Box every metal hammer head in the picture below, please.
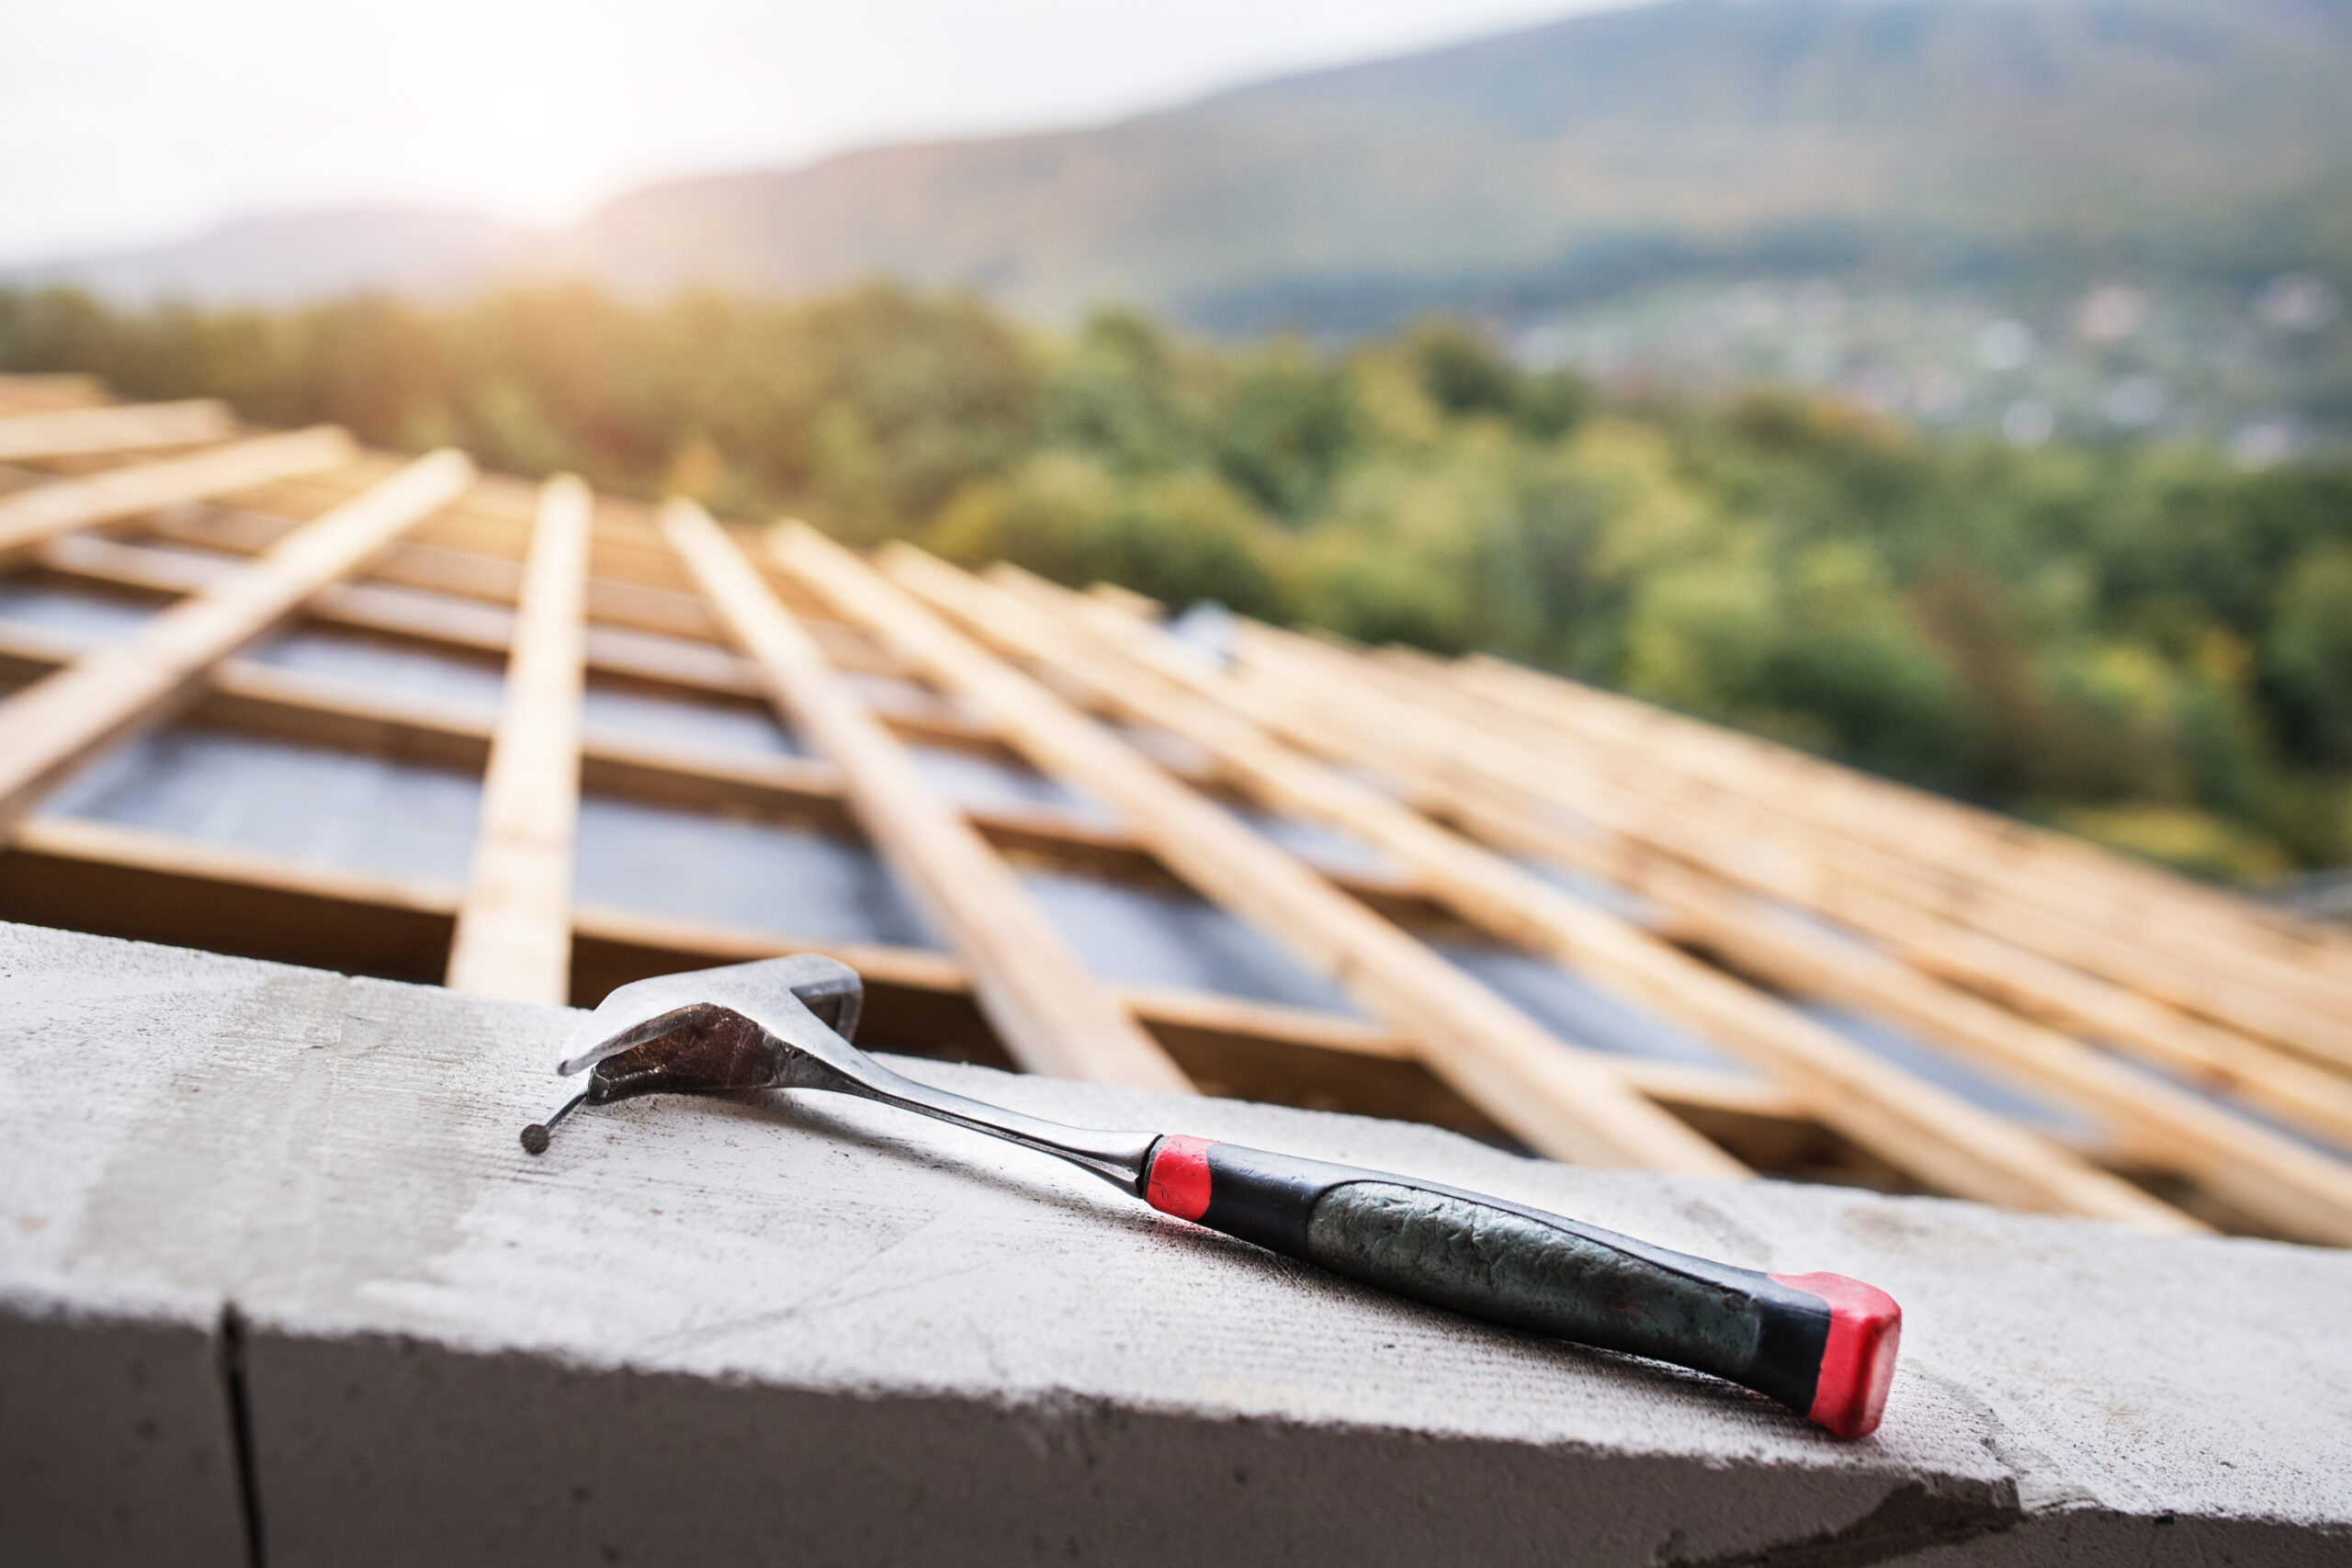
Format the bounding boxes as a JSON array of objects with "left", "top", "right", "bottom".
[{"left": 521, "top": 955, "right": 865, "bottom": 1154}]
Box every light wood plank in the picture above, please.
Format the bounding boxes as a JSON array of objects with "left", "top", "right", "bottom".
[
  {"left": 0, "top": 449, "right": 474, "bottom": 830},
  {"left": 1451, "top": 652, "right": 2352, "bottom": 1012},
  {"left": 911, "top": 557, "right": 2199, "bottom": 1231},
  {"left": 0, "top": 615, "right": 1443, "bottom": 919},
  {"left": 1247, "top": 629, "right": 2352, "bottom": 1150},
  {"left": 1422, "top": 772, "right": 2352, "bottom": 1159},
  {"left": 1397, "top": 646, "right": 2352, "bottom": 1068},
  {"left": 40, "top": 517, "right": 915, "bottom": 681},
  {"left": 0, "top": 427, "right": 356, "bottom": 563},
  {"left": 1250, "top": 628, "right": 2352, "bottom": 1099},
  {"left": 140, "top": 497, "right": 733, "bottom": 644},
  {"left": 0, "top": 375, "right": 108, "bottom": 415},
  {"left": 570, "top": 900, "right": 1718, "bottom": 1111},
  {"left": 662, "top": 502, "right": 1188, "bottom": 1090},
  {"left": 775, "top": 528, "right": 1745, "bottom": 1177},
  {"left": 445, "top": 476, "right": 593, "bottom": 1003},
  {"left": 1458, "top": 649, "right": 2351, "bottom": 964},
  {"left": 0, "top": 400, "right": 235, "bottom": 461},
  {"left": 29, "top": 530, "right": 1011, "bottom": 750},
  {"left": 1637, "top": 858, "right": 2352, "bottom": 1245}
]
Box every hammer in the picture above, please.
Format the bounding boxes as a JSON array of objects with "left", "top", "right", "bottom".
[{"left": 522, "top": 955, "right": 1901, "bottom": 1438}]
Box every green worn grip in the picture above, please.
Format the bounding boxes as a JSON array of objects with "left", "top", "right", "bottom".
[{"left": 1306, "top": 1181, "right": 1769, "bottom": 1384}]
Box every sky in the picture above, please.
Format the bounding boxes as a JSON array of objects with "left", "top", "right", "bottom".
[{"left": 0, "top": 0, "right": 1633, "bottom": 266}]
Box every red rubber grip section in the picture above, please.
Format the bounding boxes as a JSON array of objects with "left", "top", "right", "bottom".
[
  {"left": 1772, "top": 1271, "right": 1901, "bottom": 1438},
  {"left": 1145, "top": 1135, "right": 1216, "bottom": 1221}
]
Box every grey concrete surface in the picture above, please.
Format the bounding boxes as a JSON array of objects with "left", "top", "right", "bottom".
[
  {"left": 0, "top": 1294, "right": 249, "bottom": 1567},
  {"left": 1, "top": 919, "right": 2347, "bottom": 1566}
]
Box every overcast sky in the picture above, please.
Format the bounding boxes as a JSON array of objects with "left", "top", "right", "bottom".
[{"left": 0, "top": 0, "right": 1638, "bottom": 265}]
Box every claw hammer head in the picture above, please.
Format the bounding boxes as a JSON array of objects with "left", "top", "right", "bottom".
[{"left": 521, "top": 954, "right": 865, "bottom": 1153}]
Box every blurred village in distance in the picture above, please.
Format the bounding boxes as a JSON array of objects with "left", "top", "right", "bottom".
[{"left": 1519, "top": 271, "right": 2347, "bottom": 466}]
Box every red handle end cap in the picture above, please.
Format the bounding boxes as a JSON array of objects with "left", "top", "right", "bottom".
[
  {"left": 1772, "top": 1271, "right": 1902, "bottom": 1438},
  {"left": 1145, "top": 1135, "right": 1216, "bottom": 1222}
]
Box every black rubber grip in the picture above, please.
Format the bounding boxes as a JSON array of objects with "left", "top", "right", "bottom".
[{"left": 1143, "top": 1137, "right": 1899, "bottom": 1436}]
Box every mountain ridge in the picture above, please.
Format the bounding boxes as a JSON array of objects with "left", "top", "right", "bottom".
[{"left": 17, "top": 0, "right": 2352, "bottom": 330}]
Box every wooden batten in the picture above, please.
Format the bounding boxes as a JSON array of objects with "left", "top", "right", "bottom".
[
  {"left": 0, "top": 426, "right": 356, "bottom": 563},
  {"left": 0, "top": 448, "right": 475, "bottom": 831},
  {"left": 775, "top": 528, "right": 1746, "bottom": 1178},
  {"left": 1454, "top": 650, "right": 2352, "bottom": 987},
  {"left": 0, "top": 375, "right": 2340, "bottom": 1245},
  {"left": 0, "top": 615, "right": 1446, "bottom": 923},
  {"left": 663, "top": 502, "right": 1190, "bottom": 1092},
  {"left": 1247, "top": 628, "right": 2352, "bottom": 1145},
  {"left": 1220, "top": 629, "right": 2352, "bottom": 1235},
  {"left": 446, "top": 475, "right": 594, "bottom": 1004},
  {"left": 921, "top": 560, "right": 2203, "bottom": 1235},
  {"left": 6, "top": 807, "right": 1872, "bottom": 1172},
  {"left": 0, "top": 400, "right": 236, "bottom": 461},
  {"left": 42, "top": 510, "right": 918, "bottom": 683},
  {"left": 1441, "top": 653, "right": 2352, "bottom": 1058}
]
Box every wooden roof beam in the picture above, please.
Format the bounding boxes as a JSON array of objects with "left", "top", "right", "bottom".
[
  {"left": 1440, "top": 791, "right": 2352, "bottom": 1246},
  {"left": 1255, "top": 628, "right": 2352, "bottom": 1080},
  {"left": 0, "top": 615, "right": 1443, "bottom": 920},
  {"left": 1453, "top": 649, "right": 2352, "bottom": 982},
  {"left": 0, "top": 427, "right": 356, "bottom": 566},
  {"left": 446, "top": 476, "right": 594, "bottom": 1004},
  {"left": 0, "top": 400, "right": 236, "bottom": 462},
  {"left": 775, "top": 528, "right": 1745, "bottom": 1177},
  {"left": 0, "top": 449, "right": 474, "bottom": 832},
  {"left": 1231, "top": 626, "right": 2352, "bottom": 1150},
  {"left": 1442, "top": 652, "right": 2352, "bottom": 1043},
  {"left": 27, "top": 529, "right": 993, "bottom": 739},
  {"left": 663, "top": 502, "right": 1189, "bottom": 1091},
  {"left": 36, "top": 516, "right": 919, "bottom": 682},
  {"left": 932, "top": 560, "right": 2202, "bottom": 1233}
]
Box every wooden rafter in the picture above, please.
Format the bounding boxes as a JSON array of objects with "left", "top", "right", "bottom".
[
  {"left": 0, "top": 400, "right": 235, "bottom": 461},
  {"left": 1, "top": 811, "right": 1849, "bottom": 1169},
  {"left": 30, "top": 529, "right": 949, "bottom": 711},
  {"left": 662, "top": 500, "right": 1190, "bottom": 1090},
  {"left": 2, "top": 374, "right": 2346, "bottom": 1245},
  {"left": 773, "top": 526, "right": 1746, "bottom": 1177},
  {"left": 0, "top": 616, "right": 1446, "bottom": 924},
  {"left": 1456, "top": 652, "right": 2352, "bottom": 983},
  {"left": 892, "top": 553, "right": 2199, "bottom": 1232},
  {"left": 1052, "top": 598, "right": 2343, "bottom": 1241},
  {"left": 1431, "top": 652, "right": 2352, "bottom": 1063},
  {"left": 1237, "top": 627, "right": 2352, "bottom": 1143},
  {"left": 446, "top": 474, "right": 594, "bottom": 1003},
  {"left": 0, "top": 447, "right": 474, "bottom": 830},
  {"left": 0, "top": 426, "right": 356, "bottom": 563}
]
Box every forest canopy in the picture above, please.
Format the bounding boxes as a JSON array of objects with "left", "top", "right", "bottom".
[{"left": 4, "top": 280, "right": 2348, "bottom": 879}]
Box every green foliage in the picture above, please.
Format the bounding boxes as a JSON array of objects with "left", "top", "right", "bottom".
[
  {"left": 5, "top": 279, "right": 2347, "bottom": 877},
  {"left": 2269, "top": 544, "right": 2352, "bottom": 765},
  {"left": 926, "top": 452, "right": 1280, "bottom": 616},
  {"left": 1214, "top": 346, "right": 1357, "bottom": 521}
]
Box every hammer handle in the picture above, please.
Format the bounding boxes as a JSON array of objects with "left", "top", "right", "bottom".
[{"left": 1141, "top": 1137, "right": 1898, "bottom": 1438}]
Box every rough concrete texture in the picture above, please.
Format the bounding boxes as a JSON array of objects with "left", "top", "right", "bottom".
[{"left": 1, "top": 919, "right": 2346, "bottom": 1566}]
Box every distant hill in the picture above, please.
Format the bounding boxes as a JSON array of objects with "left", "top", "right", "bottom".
[
  {"left": 21, "top": 0, "right": 2352, "bottom": 330},
  {"left": 12, "top": 209, "right": 531, "bottom": 307}
]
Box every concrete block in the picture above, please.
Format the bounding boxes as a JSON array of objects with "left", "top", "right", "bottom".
[
  {"left": 2, "top": 919, "right": 2347, "bottom": 1564},
  {"left": 0, "top": 1295, "right": 249, "bottom": 1567}
]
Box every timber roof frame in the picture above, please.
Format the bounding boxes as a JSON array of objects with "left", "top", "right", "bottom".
[{"left": 3, "top": 372, "right": 2349, "bottom": 1246}]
